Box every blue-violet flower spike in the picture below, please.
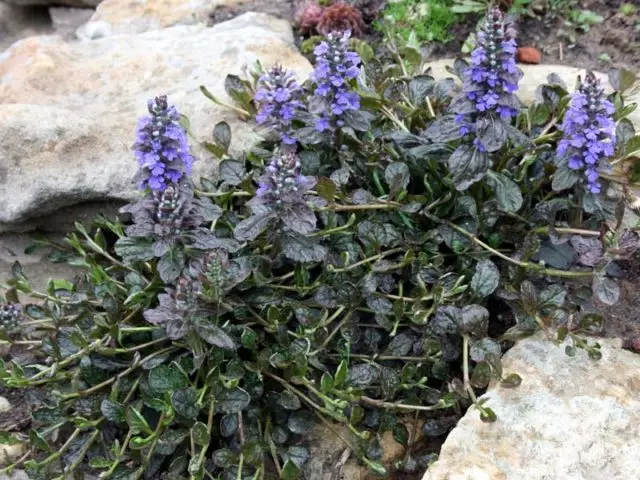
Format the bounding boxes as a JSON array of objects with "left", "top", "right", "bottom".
[
  {"left": 557, "top": 71, "right": 616, "bottom": 194},
  {"left": 255, "top": 65, "right": 304, "bottom": 145},
  {"left": 134, "top": 96, "right": 195, "bottom": 191},
  {"left": 251, "top": 149, "right": 316, "bottom": 208},
  {"left": 455, "top": 8, "right": 522, "bottom": 145},
  {"left": 311, "top": 30, "right": 361, "bottom": 133}
]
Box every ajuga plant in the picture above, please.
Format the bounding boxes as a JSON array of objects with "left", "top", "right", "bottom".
[{"left": 2, "top": 9, "right": 640, "bottom": 480}]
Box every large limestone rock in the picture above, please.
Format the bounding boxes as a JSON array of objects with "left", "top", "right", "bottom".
[
  {"left": 77, "top": 0, "right": 245, "bottom": 39},
  {"left": 423, "top": 335, "right": 640, "bottom": 480},
  {"left": 0, "top": 12, "right": 312, "bottom": 231}
]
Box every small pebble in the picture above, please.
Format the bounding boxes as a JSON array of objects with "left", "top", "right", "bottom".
[
  {"left": 0, "top": 396, "right": 11, "bottom": 414},
  {"left": 517, "top": 46, "right": 542, "bottom": 64}
]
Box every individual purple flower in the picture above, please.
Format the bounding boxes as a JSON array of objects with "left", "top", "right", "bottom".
[
  {"left": 556, "top": 71, "right": 616, "bottom": 194},
  {"left": 452, "top": 8, "right": 523, "bottom": 151},
  {"left": 311, "top": 30, "right": 361, "bottom": 133},
  {"left": 254, "top": 65, "right": 304, "bottom": 145},
  {"left": 133, "top": 96, "right": 194, "bottom": 192},
  {"left": 0, "top": 303, "right": 23, "bottom": 334}
]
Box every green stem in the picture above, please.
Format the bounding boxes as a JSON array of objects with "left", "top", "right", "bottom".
[
  {"left": 310, "top": 310, "right": 353, "bottom": 356},
  {"left": 321, "top": 203, "right": 399, "bottom": 212},
  {"left": 27, "top": 338, "right": 108, "bottom": 382},
  {"left": 69, "top": 428, "right": 100, "bottom": 471},
  {"left": 61, "top": 346, "right": 176, "bottom": 400},
  {"left": 359, "top": 396, "right": 449, "bottom": 412},
  {"left": 36, "top": 428, "right": 81, "bottom": 467},
  {"left": 326, "top": 353, "right": 433, "bottom": 362},
  {"left": 535, "top": 226, "right": 600, "bottom": 237},
  {"left": 428, "top": 216, "right": 594, "bottom": 279},
  {"left": 195, "top": 190, "right": 253, "bottom": 198},
  {"left": 462, "top": 335, "right": 477, "bottom": 403},
  {"left": 328, "top": 247, "right": 405, "bottom": 273}
]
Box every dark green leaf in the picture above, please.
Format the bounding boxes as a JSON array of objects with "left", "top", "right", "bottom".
[
  {"left": 461, "top": 305, "right": 490, "bottom": 337},
  {"left": 213, "top": 121, "right": 232, "bottom": 153},
  {"left": 592, "top": 274, "right": 620, "bottom": 306},
  {"left": 279, "top": 390, "right": 301, "bottom": 411},
  {"left": 409, "top": 75, "right": 435, "bottom": 105},
  {"left": 114, "top": 237, "right": 155, "bottom": 263},
  {"left": 285, "top": 446, "right": 310, "bottom": 469},
  {"left": 191, "top": 422, "right": 209, "bottom": 446},
  {"left": 470, "top": 338, "right": 501, "bottom": 362},
  {"left": 384, "top": 333, "right": 414, "bottom": 356},
  {"left": 219, "top": 160, "right": 246, "bottom": 186},
  {"left": 158, "top": 248, "right": 185, "bottom": 284},
  {"left": 287, "top": 410, "right": 314, "bottom": 434},
  {"left": 281, "top": 204, "right": 317, "bottom": 235},
  {"left": 235, "top": 213, "right": 275, "bottom": 241},
  {"left": 281, "top": 234, "right": 327, "bottom": 263},
  {"left": 194, "top": 321, "right": 236, "bottom": 350},
  {"left": 500, "top": 373, "right": 522, "bottom": 388},
  {"left": 476, "top": 115, "right": 507, "bottom": 152},
  {"left": 148, "top": 364, "right": 187, "bottom": 393},
  {"left": 101, "top": 399, "right": 126, "bottom": 423},
  {"left": 431, "top": 306, "right": 462, "bottom": 336},
  {"left": 392, "top": 423, "right": 409, "bottom": 448},
  {"left": 347, "top": 363, "right": 380, "bottom": 388},
  {"left": 479, "top": 406, "right": 497, "bottom": 423},
  {"left": 486, "top": 170, "right": 523, "bottom": 212},
  {"left": 424, "top": 115, "right": 460, "bottom": 143},
  {"left": 384, "top": 162, "right": 410, "bottom": 194},
  {"left": 448, "top": 145, "right": 490, "bottom": 191},
  {"left": 280, "top": 460, "right": 301, "bottom": 480},
  {"left": 470, "top": 361, "right": 492, "bottom": 388},
  {"left": 470, "top": 259, "right": 500, "bottom": 297},
  {"left": 172, "top": 388, "right": 200, "bottom": 419},
  {"left": 216, "top": 387, "right": 250, "bottom": 414},
  {"left": 552, "top": 165, "right": 581, "bottom": 191}
]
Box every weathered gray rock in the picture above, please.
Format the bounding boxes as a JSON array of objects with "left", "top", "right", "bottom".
[
  {"left": 0, "top": 3, "right": 54, "bottom": 51},
  {"left": 423, "top": 334, "right": 640, "bottom": 480},
  {"left": 0, "top": 12, "right": 312, "bottom": 231},
  {"left": 49, "top": 6, "right": 95, "bottom": 38},
  {"left": 77, "top": 0, "right": 244, "bottom": 39}
]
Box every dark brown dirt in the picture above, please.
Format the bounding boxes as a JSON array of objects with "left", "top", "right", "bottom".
[
  {"left": 597, "top": 260, "right": 640, "bottom": 346},
  {"left": 517, "top": 0, "right": 640, "bottom": 72}
]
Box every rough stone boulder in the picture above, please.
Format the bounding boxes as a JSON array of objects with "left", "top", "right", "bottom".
[
  {"left": 423, "top": 334, "right": 640, "bottom": 480},
  {"left": 77, "top": 0, "right": 245, "bottom": 39},
  {"left": 0, "top": 12, "right": 312, "bottom": 231}
]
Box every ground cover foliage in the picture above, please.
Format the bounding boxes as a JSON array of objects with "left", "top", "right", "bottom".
[{"left": 1, "top": 8, "right": 640, "bottom": 480}]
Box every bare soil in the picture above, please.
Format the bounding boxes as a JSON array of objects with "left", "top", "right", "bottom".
[{"left": 517, "top": 0, "right": 640, "bottom": 72}]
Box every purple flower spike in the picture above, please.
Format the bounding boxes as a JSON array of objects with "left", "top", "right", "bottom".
[
  {"left": 557, "top": 71, "right": 616, "bottom": 194},
  {"left": 311, "top": 30, "right": 361, "bottom": 133},
  {"left": 453, "top": 8, "right": 523, "bottom": 150},
  {"left": 254, "top": 65, "right": 304, "bottom": 144},
  {"left": 250, "top": 149, "right": 316, "bottom": 208},
  {"left": 134, "top": 96, "right": 194, "bottom": 192}
]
